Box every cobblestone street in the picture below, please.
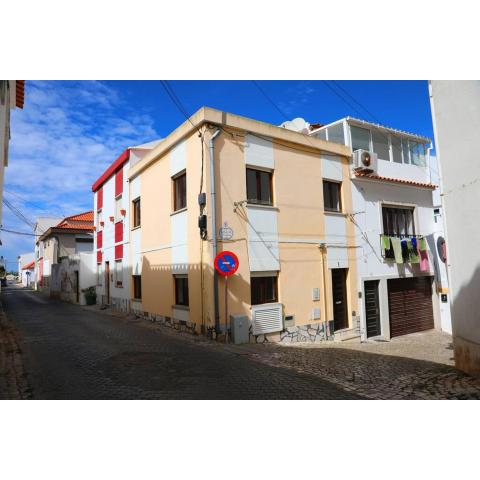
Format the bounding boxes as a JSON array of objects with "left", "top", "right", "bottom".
[
  {"left": 1, "top": 286, "right": 360, "bottom": 399},
  {"left": 2, "top": 285, "right": 480, "bottom": 400}
]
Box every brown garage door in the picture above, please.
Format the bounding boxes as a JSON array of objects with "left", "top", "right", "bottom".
[{"left": 387, "top": 277, "right": 434, "bottom": 337}]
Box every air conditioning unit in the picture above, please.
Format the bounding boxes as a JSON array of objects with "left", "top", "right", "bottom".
[{"left": 353, "top": 149, "right": 377, "bottom": 173}]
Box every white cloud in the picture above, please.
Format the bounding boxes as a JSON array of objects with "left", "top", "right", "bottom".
[{"left": 2, "top": 80, "right": 161, "bottom": 267}]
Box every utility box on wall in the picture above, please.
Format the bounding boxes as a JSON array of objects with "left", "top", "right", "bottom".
[{"left": 230, "top": 314, "right": 250, "bottom": 345}]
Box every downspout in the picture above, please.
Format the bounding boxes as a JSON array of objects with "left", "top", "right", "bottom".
[{"left": 209, "top": 128, "right": 221, "bottom": 335}]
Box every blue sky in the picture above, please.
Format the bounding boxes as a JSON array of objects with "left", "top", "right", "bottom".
[{"left": 3, "top": 80, "right": 433, "bottom": 271}]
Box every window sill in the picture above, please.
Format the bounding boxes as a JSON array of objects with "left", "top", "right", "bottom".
[
  {"left": 132, "top": 297, "right": 142, "bottom": 302},
  {"left": 324, "top": 210, "right": 345, "bottom": 216},
  {"left": 246, "top": 203, "right": 278, "bottom": 211},
  {"left": 172, "top": 304, "right": 190, "bottom": 311},
  {"left": 131, "top": 225, "right": 141, "bottom": 231},
  {"left": 170, "top": 207, "right": 187, "bottom": 216}
]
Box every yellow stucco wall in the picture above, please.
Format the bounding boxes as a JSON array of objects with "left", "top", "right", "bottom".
[{"left": 131, "top": 110, "right": 358, "bottom": 336}]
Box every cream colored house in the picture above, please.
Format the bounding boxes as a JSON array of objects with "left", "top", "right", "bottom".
[{"left": 128, "top": 107, "right": 359, "bottom": 342}]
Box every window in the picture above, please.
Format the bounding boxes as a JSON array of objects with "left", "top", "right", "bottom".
[
  {"left": 115, "top": 195, "right": 122, "bottom": 220},
  {"left": 246, "top": 168, "right": 273, "bottom": 205},
  {"left": 409, "top": 142, "right": 426, "bottom": 166},
  {"left": 323, "top": 180, "right": 342, "bottom": 212},
  {"left": 174, "top": 275, "right": 189, "bottom": 307},
  {"left": 132, "top": 275, "right": 142, "bottom": 300},
  {"left": 382, "top": 206, "right": 415, "bottom": 237},
  {"left": 326, "top": 123, "right": 345, "bottom": 144},
  {"left": 350, "top": 126, "right": 370, "bottom": 151},
  {"left": 372, "top": 129, "right": 390, "bottom": 160},
  {"left": 115, "top": 260, "right": 123, "bottom": 287},
  {"left": 391, "top": 135, "right": 402, "bottom": 163},
  {"left": 402, "top": 139, "right": 410, "bottom": 164},
  {"left": 251, "top": 275, "right": 278, "bottom": 305},
  {"left": 316, "top": 129, "right": 327, "bottom": 141},
  {"left": 132, "top": 198, "right": 141, "bottom": 228},
  {"left": 173, "top": 171, "right": 187, "bottom": 211},
  {"left": 96, "top": 264, "right": 102, "bottom": 286}
]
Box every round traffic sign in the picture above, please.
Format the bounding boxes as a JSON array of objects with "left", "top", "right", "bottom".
[{"left": 214, "top": 251, "right": 239, "bottom": 276}]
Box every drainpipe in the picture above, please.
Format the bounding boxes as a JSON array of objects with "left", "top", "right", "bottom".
[{"left": 209, "top": 128, "right": 221, "bottom": 335}]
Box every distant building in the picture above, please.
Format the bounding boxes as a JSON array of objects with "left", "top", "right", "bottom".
[
  {"left": 18, "top": 252, "right": 35, "bottom": 287},
  {"left": 430, "top": 80, "right": 480, "bottom": 376},
  {"left": 35, "top": 212, "right": 94, "bottom": 303}
]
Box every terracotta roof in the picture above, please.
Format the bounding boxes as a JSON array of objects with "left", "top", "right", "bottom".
[
  {"left": 22, "top": 261, "right": 34, "bottom": 270},
  {"left": 353, "top": 171, "right": 437, "bottom": 190},
  {"left": 16, "top": 80, "right": 25, "bottom": 109},
  {"left": 92, "top": 149, "right": 129, "bottom": 192},
  {"left": 55, "top": 211, "right": 94, "bottom": 230}
]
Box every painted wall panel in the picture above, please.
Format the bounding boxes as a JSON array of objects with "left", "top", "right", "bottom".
[
  {"left": 325, "top": 214, "right": 349, "bottom": 269},
  {"left": 171, "top": 210, "right": 188, "bottom": 273},
  {"left": 321, "top": 154, "right": 343, "bottom": 181},
  {"left": 246, "top": 206, "right": 280, "bottom": 271},
  {"left": 170, "top": 140, "right": 187, "bottom": 177},
  {"left": 245, "top": 134, "right": 274, "bottom": 169}
]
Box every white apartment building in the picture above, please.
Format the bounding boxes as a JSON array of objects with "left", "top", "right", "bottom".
[
  {"left": 92, "top": 140, "right": 161, "bottom": 311},
  {"left": 311, "top": 117, "right": 451, "bottom": 340}
]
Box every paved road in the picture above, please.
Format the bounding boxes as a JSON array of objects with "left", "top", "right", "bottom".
[{"left": 2, "top": 286, "right": 361, "bottom": 399}]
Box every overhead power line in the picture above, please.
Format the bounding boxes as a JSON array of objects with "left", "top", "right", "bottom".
[{"left": 251, "top": 80, "right": 291, "bottom": 122}]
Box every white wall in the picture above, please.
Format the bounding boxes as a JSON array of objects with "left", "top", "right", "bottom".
[{"left": 430, "top": 80, "right": 480, "bottom": 363}]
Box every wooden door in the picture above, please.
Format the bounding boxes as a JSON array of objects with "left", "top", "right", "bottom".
[
  {"left": 332, "top": 268, "right": 348, "bottom": 331},
  {"left": 365, "top": 280, "right": 381, "bottom": 337}
]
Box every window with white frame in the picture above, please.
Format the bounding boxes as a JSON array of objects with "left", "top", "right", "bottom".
[
  {"left": 391, "top": 134, "right": 403, "bottom": 163},
  {"left": 115, "top": 260, "right": 123, "bottom": 287},
  {"left": 350, "top": 126, "right": 370, "bottom": 151},
  {"left": 326, "top": 123, "right": 345, "bottom": 144},
  {"left": 372, "top": 129, "right": 390, "bottom": 160},
  {"left": 402, "top": 139, "right": 410, "bottom": 164}
]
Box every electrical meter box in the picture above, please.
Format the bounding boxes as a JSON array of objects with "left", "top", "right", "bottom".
[{"left": 230, "top": 314, "right": 250, "bottom": 345}]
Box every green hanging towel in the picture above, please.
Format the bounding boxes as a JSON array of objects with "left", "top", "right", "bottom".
[
  {"left": 390, "top": 237, "right": 403, "bottom": 263},
  {"left": 381, "top": 234, "right": 391, "bottom": 255},
  {"left": 418, "top": 237, "right": 427, "bottom": 252},
  {"left": 407, "top": 238, "right": 420, "bottom": 263}
]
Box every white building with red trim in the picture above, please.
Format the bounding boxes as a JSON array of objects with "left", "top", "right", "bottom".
[{"left": 92, "top": 140, "right": 161, "bottom": 311}]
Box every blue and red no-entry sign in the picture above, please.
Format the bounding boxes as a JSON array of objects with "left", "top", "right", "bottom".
[{"left": 214, "top": 251, "right": 239, "bottom": 276}]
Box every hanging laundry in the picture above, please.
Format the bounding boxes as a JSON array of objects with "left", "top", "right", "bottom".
[
  {"left": 418, "top": 237, "right": 427, "bottom": 252},
  {"left": 407, "top": 239, "right": 420, "bottom": 263},
  {"left": 419, "top": 249, "right": 429, "bottom": 271},
  {"left": 381, "top": 235, "right": 391, "bottom": 256},
  {"left": 411, "top": 236, "right": 418, "bottom": 250},
  {"left": 391, "top": 237, "right": 403, "bottom": 263},
  {"left": 401, "top": 239, "right": 409, "bottom": 261}
]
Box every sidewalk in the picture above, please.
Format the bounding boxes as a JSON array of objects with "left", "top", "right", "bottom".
[{"left": 0, "top": 300, "right": 31, "bottom": 399}]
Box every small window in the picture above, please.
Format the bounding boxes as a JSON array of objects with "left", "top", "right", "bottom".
[
  {"left": 350, "top": 126, "right": 371, "bottom": 151},
  {"left": 115, "top": 195, "right": 122, "bottom": 220},
  {"left": 372, "top": 129, "right": 390, "bottom": 160},
  {"left": 323, "top": 180, "right": 342, "bottom": 212},
  {"left": 96, "top": 264, "right": 102, "bottom": 286},
  {"left": 246, "top": 168, "right": 273, "bottom": 205},
  {"left": 174, "top": 275, "right": 189, "bottom": 306},
  {"left": 115, "top": 260, "right": 123, "bottom": 287},
  {"left": 251, "top": 275, "right": 278, "bottom": 305},
  {"left": 402, "top": 139, "right": 410, "bottom": 164},
  {"left": 173, "top": 171, "right": 187, "bottom": 211},
  {"left": 132, "top": 197, "right": 141, "bottom": 228},
  {"left": 132, "top": 275, "right": 142, "bottom": 300}
]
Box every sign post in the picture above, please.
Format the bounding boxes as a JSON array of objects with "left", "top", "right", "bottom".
[{"left": 214, "top": 251, "right": 239, "bottom": 343}]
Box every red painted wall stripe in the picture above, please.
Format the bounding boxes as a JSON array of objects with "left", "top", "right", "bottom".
[
  {"left": 97, "top": 251, "right": 102, "bottom": 263},
  {"left": 115, "top": 167, "right": 123, "bottom": 197},
  {"left": 92, "top": 149, "right": 130, "bottom": 192},
  {"left": 97, "top": 187, "right": 103, "bottom": 210},
  {"left": 97, "top": 230, "right": 103, "bottom": 249},
  {"left": 115, "top": 244, "right": 123, "bottom": 260},
  {"left": 115, "top": 221, "right": 123, "bottom": 243}
]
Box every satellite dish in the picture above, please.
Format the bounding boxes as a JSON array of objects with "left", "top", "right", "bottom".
[{"left": 279, "top": 117, "right": 310, "bottom": 133}]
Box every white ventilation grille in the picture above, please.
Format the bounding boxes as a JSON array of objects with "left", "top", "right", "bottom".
[
  {"left": 312, "top": 288, "right": 320, "bottom": 301},
  {"left": 252, "top": 303, "right": 283, "bottom": 335}
]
